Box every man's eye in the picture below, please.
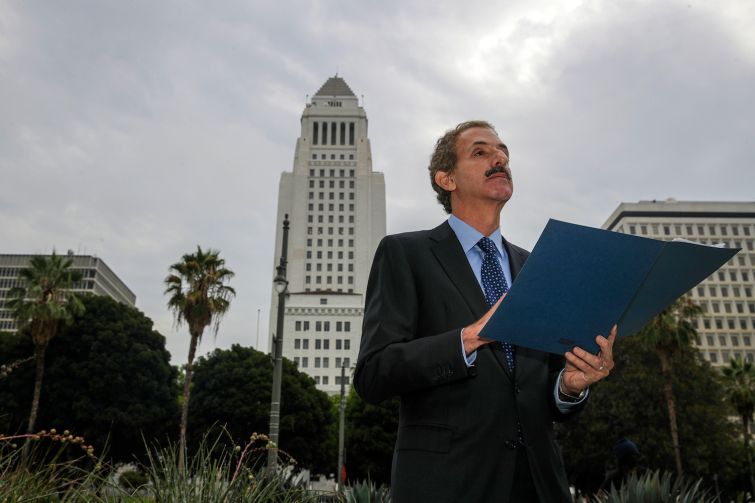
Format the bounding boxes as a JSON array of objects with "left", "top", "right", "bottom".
[{"left": 473, "top": 151, "right": 484, "bottom": 157}]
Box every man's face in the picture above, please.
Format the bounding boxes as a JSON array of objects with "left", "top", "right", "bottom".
[{"left": 446, "top": 127, "right": 513, "bottom": 210}]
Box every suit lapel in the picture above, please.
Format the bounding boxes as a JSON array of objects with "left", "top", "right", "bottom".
[
  {"left": 430, "top": 222, "right": 515, "bottom": 381},
  {"left": 429, "top": 222, "right": 487, "bottom": 320}
]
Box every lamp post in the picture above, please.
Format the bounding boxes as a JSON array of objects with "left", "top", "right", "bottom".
[
  {"left": 267, "top": 214, "right": 290, "bottom": 472},
  {"left": 336, "top": 362, "right": 347, "bottom": 492}
]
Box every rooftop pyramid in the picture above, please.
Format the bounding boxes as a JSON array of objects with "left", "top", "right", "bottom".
[{"left": 314, "top": 76, "right": 356, "bottom": 97}]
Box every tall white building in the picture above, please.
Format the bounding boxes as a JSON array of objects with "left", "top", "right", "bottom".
[
  {"left": 0, "top": 252, "right": 136, "bottom": 333},
  {"left": 269, "top": 76, "right": 386, "bottom": 394},
  {"left": 602, "top": 199, "right": 755, "bottom": 366}
]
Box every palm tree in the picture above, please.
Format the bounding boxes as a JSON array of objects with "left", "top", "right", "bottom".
[
  {"left": 6, "top": 252, "right": 84, "bottom": 447},
  {"left": 639, "top": 296, "right": 701, "bottom": 478},
  {"left": 723, "top": 357, "right": 755, "bottom": 494},
  {"left": 164, "top": 246, "right": 235, "bottom": 471}
]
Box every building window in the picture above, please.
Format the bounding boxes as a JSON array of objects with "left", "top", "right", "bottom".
[
  {"left": 294, "top": 357, "right": 300, "bottom": 366},
  {"left": 324, "top": 321, "right": 330, "bottom": 331},
  {"left": 320, "top": 298, "right": 328, "bottom": 305},
  {"left": 302, "top": 339, "right": 309, "bottom": 349},
  {"left": 340, "top": 122, "right": 346, "bottom": 145},
  {"left": 295, "top": 321, "right": 302, "bottom": 331},
  {"left": 349, "top": 123, "right": 355, "bottom": 145},
  {"left": 323, "top": 376, "right": 329, "bottom": 385},
  {"left": 336, "top": 339, "right": 342, "bottom": 350},
  {"left": 316, "top": 321, "right": 322, "bottom": 332},
  {"left": 315, "top": 339, "right": 321, "bottom": 349},
  {"left": 295, "top": 338, "right": 301, "bottom": 349},
  {"left": 315, "top": 357, "right": 320, "bottom": 368},
  {"left": 313, "top": 122, "right": 319, "bottom": 144},
  {"left": 709, "top": 352, "right": 718, "bottom": 363},
  {"left": 322, "top": 122, "right": 328, "bottom": 144},
  {"left": 302, "top": 357, "right": 308, "bottom": 368},
  {"left": 344, "top": 340, "right": 351, "bottom": 350},
  {"left": 324, "top": 340, "right": 330, "bottom": 350}
]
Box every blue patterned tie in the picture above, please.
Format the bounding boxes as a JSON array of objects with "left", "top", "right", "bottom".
[{"left": 478, "top": 237, "right": 515, "bottom": 371}]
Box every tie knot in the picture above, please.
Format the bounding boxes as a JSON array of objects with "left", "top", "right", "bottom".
[{"left": 477, "top": 237, "right": 498, "bottom": 256}]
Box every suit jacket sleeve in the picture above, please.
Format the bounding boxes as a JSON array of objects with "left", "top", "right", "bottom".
[{"left": 355, "top": 235, "right": 474, "bottom": 404}]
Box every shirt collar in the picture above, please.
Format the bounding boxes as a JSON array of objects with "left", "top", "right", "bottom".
[{"left": 448, "top": 214, "right": 506, "bottom": 259}]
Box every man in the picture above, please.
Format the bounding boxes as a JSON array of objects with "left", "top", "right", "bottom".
[{"left": 354, "top": 121, "right": 616, "bottom": 502}]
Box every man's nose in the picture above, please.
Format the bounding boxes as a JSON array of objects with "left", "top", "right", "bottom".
[{"left": 494, "top": 150, "right": 509, "bottom": 166}]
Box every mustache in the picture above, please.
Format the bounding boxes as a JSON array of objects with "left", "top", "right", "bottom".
[{"left": 484, "top": 164, "right": 512, "bottom": 179}]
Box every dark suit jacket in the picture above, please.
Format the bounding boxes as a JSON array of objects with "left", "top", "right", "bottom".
[{"left": 354, "top": 221, "right": 584, "bottom": 503}]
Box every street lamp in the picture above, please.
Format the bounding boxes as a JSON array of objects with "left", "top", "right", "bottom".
[
  {"left": 268, "top": 214, "right": 290, "bottom": 472},
  {"left": 336, "top": 361, "right": 347, "bottom": 492}
]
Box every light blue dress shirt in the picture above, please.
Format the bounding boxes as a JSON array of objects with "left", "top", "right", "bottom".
[{"left": 447, "top": 215, "right": 586, "bottom": 409}]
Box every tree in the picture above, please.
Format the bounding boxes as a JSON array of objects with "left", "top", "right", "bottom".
[
  {"left": 0, "top": 295, "right": 179, "bottom": 462},
  {"left": 723, "top": 357, "right": 755, "bottom": 494},
  {"left": 187, "top": 345, "right": 334, "bottom": 473},
  {"left": 6, "top": 252, "right": 84, "bottom": 447},
  {"left": 164, "top": 246, "right": 235, "bottom": 471},
  {"left": 344, "top": 389, "right": 399, "bottom": 485},
  {"left": 637, "top": 296, "right": 701, "bottom": 477},
  {"left": 557, "top": 333, "right": 742, "bottom": 499}
]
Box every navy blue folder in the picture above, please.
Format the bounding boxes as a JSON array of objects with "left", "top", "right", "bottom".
[{"left": 479, "top": 219, "right": 739, "bottom": 355}]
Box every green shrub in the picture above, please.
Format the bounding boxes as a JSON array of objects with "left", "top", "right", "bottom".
[
  {"left": 593, "top": 470, "right": 713, "bottom": 503},
  {"left": 343, "top": 479, "right": 391, "bottom": 503}
]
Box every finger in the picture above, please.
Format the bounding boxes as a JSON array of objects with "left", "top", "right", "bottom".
[
  {"left": 565, "top": 351, "right": 597, "bottom": 376},
  {"left": 596, "top": 325, "right": 618, "bottom": 367},
  {"left": 572, "top": 346, "right": 606, "bottom": 372},
  {"left": 483, "top": 295, "right": 505, "bottom": 321}
]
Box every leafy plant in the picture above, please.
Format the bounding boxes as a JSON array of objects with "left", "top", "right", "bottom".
[
  {"left": 343, "top": 479, "right": 392, "bottom": 503},
  {"left": 142, "top": 430, "right": 317, "bottom": 502},
  {"left": 592, "top": 470, "right": 712, "bottom": 502}
]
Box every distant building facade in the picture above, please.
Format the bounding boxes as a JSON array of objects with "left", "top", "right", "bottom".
[
  {"left": 603, "top": 199, "right": 755, "bottom": 366},
  {"left": 269, "top": 76, "right": 386, "bottom": 394},
  {"left": 0, "top": 252, "right": 136, "bottom": 332}
]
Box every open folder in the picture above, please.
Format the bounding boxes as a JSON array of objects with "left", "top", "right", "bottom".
[{"left": 479, "top": 219, "right": 739, "bottom": 355}]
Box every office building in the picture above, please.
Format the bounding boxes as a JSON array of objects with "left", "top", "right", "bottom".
[
  {"left": 0, "top": 252, "right": 137, "bottom": 332},
  {"left": 269, "top": 76, "right": 386, "bottom": 394},
  {"left": 603, "top": 199, "right": 755, "bottom": 366}
]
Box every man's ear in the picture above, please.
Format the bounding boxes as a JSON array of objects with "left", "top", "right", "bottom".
[{"left": 434, "top": 170, "right": 456, "bottom": 192}]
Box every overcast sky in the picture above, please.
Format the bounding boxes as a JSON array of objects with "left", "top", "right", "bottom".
[{"left": 2, "top": 0, "right": 753, "bottom": 363}]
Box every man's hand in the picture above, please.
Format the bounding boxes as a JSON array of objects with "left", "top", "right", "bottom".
[
  {"left": 562, "top": 325, "right": 617, "bottom": 395},
  {"left": 462, "top": 295, "right": 504, "bottom": 355}
]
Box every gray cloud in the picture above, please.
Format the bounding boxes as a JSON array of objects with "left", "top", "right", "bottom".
[{"left": 1, "top": 0, "right": 753, "bottom": 362}]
